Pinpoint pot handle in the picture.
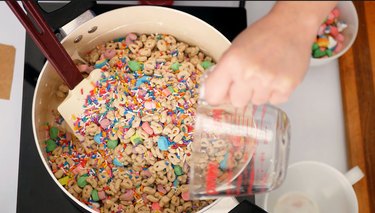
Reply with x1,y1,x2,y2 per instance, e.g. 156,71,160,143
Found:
30,0,96,32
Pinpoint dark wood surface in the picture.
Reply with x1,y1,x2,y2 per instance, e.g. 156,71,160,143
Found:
338,2,375,213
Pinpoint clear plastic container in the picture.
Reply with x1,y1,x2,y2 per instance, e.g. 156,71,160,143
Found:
189,103,290,199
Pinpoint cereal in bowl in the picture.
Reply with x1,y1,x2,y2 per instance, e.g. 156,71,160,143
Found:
46,33,215,213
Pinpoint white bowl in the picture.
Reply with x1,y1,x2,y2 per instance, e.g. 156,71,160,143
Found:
310,1,358,66
262,161,363,213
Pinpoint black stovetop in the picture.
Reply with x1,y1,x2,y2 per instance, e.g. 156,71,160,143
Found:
17,2,250,213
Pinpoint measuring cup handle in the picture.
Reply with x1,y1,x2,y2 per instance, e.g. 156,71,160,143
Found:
344,166,364,185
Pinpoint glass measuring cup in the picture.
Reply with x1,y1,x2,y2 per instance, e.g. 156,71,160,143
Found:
189,102,290,199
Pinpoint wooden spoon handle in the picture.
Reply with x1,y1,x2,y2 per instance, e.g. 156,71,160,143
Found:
6,0,83,89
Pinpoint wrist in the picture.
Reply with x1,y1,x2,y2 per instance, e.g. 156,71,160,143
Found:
269,1,337,42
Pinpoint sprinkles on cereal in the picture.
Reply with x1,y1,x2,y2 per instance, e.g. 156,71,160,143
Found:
47,33,215,213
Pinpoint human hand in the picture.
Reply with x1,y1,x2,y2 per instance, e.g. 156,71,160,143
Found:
204,2,335,108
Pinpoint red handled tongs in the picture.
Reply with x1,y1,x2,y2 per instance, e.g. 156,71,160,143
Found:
6,0,83,88
7,0,105,141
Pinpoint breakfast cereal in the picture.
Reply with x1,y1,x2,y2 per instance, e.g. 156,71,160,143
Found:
47,33,215,213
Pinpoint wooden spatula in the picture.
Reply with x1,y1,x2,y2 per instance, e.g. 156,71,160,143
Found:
7,0,103,140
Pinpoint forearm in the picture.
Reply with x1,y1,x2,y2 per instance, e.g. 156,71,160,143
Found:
270,1,338,42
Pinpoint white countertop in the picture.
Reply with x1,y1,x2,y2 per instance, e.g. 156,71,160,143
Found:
0,1,347,213
0,2,25,213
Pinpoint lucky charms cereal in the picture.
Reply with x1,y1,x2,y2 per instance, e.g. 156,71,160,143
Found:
312,7,348,58
46,33,215,213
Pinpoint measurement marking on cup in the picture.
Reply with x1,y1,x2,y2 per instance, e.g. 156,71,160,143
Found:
196,111,273,141
236,170,243,195
248,160,255,194
206,161,219,195
247,108,257,194
231,109,238,195
235,109,247,195
256,105,268,185
226,112,234,195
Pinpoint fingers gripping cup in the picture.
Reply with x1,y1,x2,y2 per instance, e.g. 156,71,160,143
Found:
189,101,291,199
